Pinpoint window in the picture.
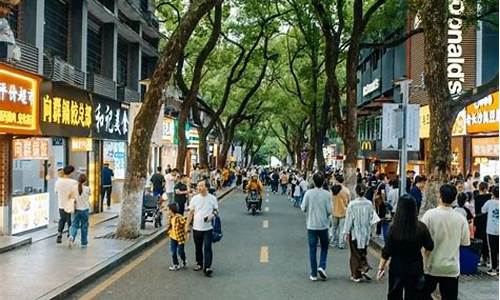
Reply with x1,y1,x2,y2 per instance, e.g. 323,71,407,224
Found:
87,17,102,75
375,116,382,140
44,0,69,60
117,38,129,86
372,50,380,70
7,5,18,38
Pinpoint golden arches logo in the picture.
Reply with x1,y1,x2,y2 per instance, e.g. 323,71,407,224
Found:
360,141,372,151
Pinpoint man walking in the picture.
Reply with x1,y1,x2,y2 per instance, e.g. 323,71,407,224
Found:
421,183,470,300
331,174,350,249
186,181,219,276
301,173,332,281
55,165,77,244
165,168,176,203
101,163,114,211
150,166,165,198
174,174,190,215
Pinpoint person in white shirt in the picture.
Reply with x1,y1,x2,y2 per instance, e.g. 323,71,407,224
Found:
387,180,400,214
68,174,91,248
481,185,499,276
421,183,470,300
54,165,78,244
186,180,219,276
165,169,176,203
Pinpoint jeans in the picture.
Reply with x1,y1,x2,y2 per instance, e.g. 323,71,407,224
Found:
331,216,346,248
69,209,89,245
58,208,72,235
307,229,329,277
281,184,287,195
101,185,112,211
271,182,278,193
293,196,301,207
422,274,458,300
488,234,499,270
170,239,186,266
193,229,213,270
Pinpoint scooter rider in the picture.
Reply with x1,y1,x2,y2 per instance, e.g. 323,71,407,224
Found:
245,175,264,211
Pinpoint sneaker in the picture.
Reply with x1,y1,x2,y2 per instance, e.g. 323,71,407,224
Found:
205,268,213,277
350,277,362,283
56,235,62,244
169,265,180,271
68,236,74,248
487,269,497,276
81,244,88,249
193,265,202,271
181,261,187,269
362,272,372,281
317,268,327,280
309,275,318,281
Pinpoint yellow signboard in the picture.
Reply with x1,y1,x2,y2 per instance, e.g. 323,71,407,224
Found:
466,91,499,133
419,106,466,138
71,137,93,152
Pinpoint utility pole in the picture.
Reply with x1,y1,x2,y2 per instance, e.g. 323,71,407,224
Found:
395,79,411,197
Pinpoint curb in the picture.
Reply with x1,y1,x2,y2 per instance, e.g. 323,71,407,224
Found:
39,186,236,300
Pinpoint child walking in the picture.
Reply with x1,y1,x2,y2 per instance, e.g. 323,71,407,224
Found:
69,174,91,248
167,203,187,271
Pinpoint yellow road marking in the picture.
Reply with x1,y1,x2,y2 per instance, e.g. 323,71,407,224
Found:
78,240,167,300
264,207,269,212
260,246,269,263
263,220,269,228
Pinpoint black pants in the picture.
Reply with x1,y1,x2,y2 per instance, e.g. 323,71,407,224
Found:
388,272,425,300
101,186,112,211
193,229,213,270
176,199,186,216
422,274,458,300
58,208,72,235
488,234,499,270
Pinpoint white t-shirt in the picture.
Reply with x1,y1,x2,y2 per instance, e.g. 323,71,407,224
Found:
55,177,78,212
482,199,499,235
421,206,470,277
164,173,175,193
299,180,308,193
189,193,218,231
73,185,91,210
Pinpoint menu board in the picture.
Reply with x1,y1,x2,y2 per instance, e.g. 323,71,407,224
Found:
11,193,49,234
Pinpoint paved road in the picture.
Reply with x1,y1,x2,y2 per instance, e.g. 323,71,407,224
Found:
72,189,498,300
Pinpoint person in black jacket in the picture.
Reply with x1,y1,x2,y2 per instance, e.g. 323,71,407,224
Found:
474,181,492,265
377,194,434,300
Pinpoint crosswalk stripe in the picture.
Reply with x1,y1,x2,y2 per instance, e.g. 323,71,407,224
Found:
260,246,269,263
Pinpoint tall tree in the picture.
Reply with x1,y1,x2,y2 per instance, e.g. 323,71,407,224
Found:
116,0,221,239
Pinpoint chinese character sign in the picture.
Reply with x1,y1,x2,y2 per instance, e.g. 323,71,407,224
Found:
12,138,49,160
92,95,129,140
40,81,93,137
466,92,499,133
0,64,40,134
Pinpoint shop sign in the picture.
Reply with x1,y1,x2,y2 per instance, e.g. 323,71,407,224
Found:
363,78,380,96
466,91,499,133
11,192,49,234
40,81,92,137
92,95,129,140
448,0,465,96
187,127,199,148
419,105,466,138
0,64,40,134
71,137,93,152
360,140,374,151
12,138,49,160
472,137,499,157
162,117,175,143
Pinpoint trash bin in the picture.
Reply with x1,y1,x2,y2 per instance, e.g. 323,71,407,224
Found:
460,238,483,274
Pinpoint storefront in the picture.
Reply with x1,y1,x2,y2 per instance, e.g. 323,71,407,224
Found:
92,94,129,210
0,63,43,234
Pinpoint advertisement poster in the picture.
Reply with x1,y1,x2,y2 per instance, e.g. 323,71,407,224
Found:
103,141,126,179
12,193,49,234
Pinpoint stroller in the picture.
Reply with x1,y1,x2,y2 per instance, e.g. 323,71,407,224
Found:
141,192,163,229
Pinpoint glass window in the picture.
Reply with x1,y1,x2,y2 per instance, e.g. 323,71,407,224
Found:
44,0,69,60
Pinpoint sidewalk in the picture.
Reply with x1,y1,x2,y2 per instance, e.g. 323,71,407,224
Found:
0,186,235,300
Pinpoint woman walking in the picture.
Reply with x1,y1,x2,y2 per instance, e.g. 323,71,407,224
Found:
377,194,434,299
344,184,375,282
69,174,91,248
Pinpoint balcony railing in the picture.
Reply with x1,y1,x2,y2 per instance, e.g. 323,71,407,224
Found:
87,73,117,99
43,56,86,89
10,39,39,74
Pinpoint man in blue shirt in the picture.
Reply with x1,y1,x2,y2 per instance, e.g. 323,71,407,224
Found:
410,175,426,213
101,163,114,212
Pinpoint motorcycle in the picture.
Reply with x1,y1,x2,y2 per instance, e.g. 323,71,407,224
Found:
247,190,261,215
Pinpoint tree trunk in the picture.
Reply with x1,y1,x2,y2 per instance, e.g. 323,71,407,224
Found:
217,139,231,168
116,0,219,239
198,128,209,169
176,110,188,171
420,0,453,213
295,147,302,170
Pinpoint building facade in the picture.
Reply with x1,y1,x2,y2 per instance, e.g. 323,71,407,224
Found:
0,0,161,235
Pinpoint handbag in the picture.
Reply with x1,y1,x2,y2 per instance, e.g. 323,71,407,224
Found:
371,210,381,225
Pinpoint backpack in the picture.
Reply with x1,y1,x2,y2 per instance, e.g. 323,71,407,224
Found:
212,215,223,243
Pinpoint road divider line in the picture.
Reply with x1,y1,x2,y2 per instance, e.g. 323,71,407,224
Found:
79,239,167,300
260,246,269,263
263,220,269,228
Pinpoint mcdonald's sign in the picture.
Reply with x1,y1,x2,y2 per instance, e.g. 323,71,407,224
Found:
360,140,374,151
